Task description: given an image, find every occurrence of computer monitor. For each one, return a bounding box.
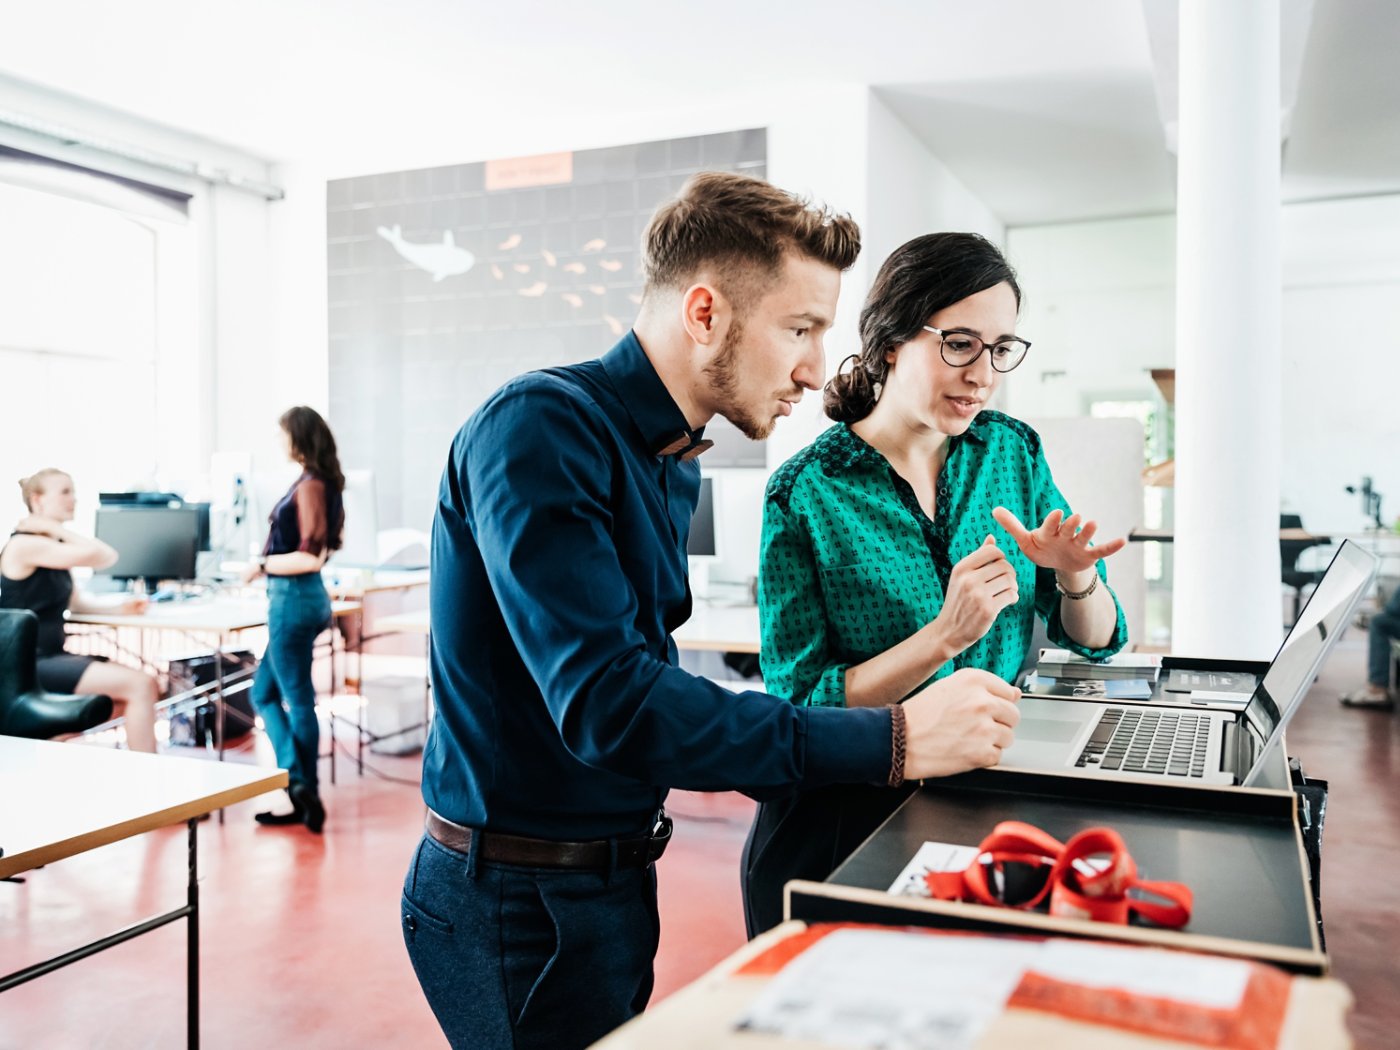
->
[98,492,211,551]
[332,469,379,567]
[94,506,200,584]
[687,476,718,559]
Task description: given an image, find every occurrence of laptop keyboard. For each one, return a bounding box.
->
[1075,708,1211,777]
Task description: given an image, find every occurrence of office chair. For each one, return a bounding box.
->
[1280,514,1327,627]
[0,609,113,739]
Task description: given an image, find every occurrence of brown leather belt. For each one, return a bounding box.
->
[425,809,672,870]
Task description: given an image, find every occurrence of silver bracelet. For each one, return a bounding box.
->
[1054,572,1098,600]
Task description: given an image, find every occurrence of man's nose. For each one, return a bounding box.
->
[796,336,826,390]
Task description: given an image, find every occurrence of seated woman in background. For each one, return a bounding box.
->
[0,468,161,752]
[743,233,1130,936]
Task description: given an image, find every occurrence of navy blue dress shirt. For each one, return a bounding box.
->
[421,331,893,840]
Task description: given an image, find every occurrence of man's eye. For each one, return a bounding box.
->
[793,328,810,338]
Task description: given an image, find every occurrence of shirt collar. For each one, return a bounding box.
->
[601,330,711,459]
[828,413,989,471]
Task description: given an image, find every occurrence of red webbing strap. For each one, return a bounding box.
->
[924,821,1193,929]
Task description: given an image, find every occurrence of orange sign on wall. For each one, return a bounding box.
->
[485,151,574,191]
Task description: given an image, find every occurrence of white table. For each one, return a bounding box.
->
[69,596,362,789]
[672,604,760,655]
[0,739,285,1048]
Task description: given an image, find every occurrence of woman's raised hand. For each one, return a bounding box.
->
[991,506,1126,575]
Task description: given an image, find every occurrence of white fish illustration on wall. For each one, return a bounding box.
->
[377,225,475,282]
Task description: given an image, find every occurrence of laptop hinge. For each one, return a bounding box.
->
[1221,721,1252,781]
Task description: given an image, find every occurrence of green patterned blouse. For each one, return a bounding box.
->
[759,412,1127,707]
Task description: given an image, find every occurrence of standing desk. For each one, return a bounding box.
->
[0,739,284,1049]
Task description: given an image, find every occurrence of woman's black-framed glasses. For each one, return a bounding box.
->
[923,326,1031,373]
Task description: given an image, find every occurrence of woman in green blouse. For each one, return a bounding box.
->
[742,232,1129,935]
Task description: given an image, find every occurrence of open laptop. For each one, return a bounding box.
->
[1000,540,1378,787]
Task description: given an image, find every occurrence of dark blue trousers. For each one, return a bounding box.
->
[249,573,331,792]
[401,832,660,1050]
[1368,585,1400,689]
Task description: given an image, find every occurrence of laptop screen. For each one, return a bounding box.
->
[1240,540,1378,785]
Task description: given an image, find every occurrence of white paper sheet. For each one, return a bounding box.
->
[887,841,980,897]
[736,928,1037,1050]
[1033,940,1249,1009]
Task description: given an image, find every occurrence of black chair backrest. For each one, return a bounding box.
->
[0,608,41,708]
[1279,513,1319,571]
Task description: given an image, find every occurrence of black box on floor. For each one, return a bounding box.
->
[168,650,258,746]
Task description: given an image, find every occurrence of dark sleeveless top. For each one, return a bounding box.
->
[263,472,344,561]
[0,537,74,656]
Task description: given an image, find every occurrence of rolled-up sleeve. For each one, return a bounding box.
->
[463,382,891,793]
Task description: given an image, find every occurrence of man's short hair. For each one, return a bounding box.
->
[641,172,861,311]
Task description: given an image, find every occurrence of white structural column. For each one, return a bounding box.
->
[1172,0,1282,658]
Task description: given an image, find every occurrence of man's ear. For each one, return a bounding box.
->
[680,282,724,347]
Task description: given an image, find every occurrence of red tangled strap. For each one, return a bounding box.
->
[924,821,1193,929]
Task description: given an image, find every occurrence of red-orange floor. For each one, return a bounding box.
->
[2,635,1396,1049]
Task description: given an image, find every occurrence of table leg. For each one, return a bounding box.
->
[216,633,226,826]
[187,817,200,1050]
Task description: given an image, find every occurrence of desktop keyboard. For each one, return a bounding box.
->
[1076,708,1210,777]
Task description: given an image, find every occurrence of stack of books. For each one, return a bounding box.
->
[1036,649,1162,682]
[1027,649,1163,701]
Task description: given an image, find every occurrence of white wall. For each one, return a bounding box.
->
[1003,196,1400,536]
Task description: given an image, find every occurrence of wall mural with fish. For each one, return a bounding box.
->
[327,129,767,532]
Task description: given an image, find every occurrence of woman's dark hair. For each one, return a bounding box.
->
[824,232,1021,423]
[280,406,346,548]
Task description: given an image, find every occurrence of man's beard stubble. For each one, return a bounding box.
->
[703,318,790,441]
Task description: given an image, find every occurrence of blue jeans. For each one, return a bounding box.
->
[401,832,660,1050]
[250,573,331,792]
[1369,585,1400,688]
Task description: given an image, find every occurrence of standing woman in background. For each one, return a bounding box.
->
[1,468,162,752]
[242,406,345,834]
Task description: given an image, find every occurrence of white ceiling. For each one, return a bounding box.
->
[0,0,1394,226]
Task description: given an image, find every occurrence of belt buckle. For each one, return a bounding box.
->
[645,810,673,863]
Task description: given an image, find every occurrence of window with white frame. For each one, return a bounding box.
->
[0,172,192,535]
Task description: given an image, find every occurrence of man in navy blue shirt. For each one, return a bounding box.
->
[401,172,1022,1050]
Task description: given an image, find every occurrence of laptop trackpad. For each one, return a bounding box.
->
[1018,718,1083,744]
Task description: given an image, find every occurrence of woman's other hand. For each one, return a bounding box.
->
[933,536,1019,656]
[991,506,1126,575]
[118,596,150,616]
